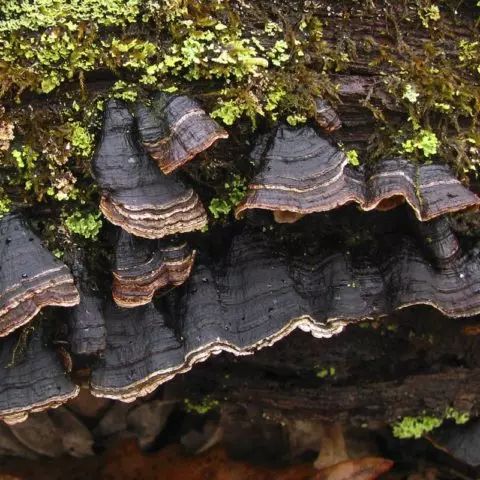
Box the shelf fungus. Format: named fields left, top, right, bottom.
left=314, top=99, right=342, bottom=132
left=92, top=227, right=480, bottom=401
left=0, top=214, right=80, bottom=337
left=428, top=419, right=480, bottom=469
left=93, top=99, right=208, bottom=239
left=235, top=125, right=480, bottom=223
left=90, top=302, right=186, bottom=401
left=0, top=328, right=79, bottom=425
left=112, top=230, right=196, bottom=308
left=136, top=93, right=228, bottom=174
left=68, top=285, right=106, bottom=356
left=416, top=217, right=461, bottom=265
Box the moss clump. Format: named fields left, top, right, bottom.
left=444, top=407, right=470, bottom=425
left=209, top=174, right=247, bottom=219
left=392, top=407, right=471, bottom=439
left=64, top=210, right=102, bottom=240
left=0, top=0, right=479, bottom=253
left=0, top=0, right=140, bottom=32
left=402, top=129, right=439, bottom=158
left=184, top=397, right=220, bottom=415
left=392, top=415, right=443, bottom=439
left=315, top=366, right=336, bottom=379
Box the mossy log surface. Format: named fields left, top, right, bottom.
left=0, top=2, right=479, bottom=463
left=179, top=307, right=480, bottom=424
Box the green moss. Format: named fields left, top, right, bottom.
left=392, top=407, right=471, bottom=439
left=184, top=397, right=220, bottom=415
left=69, top=121, right=94, bottom=158
left=0, top=187, right=11, bottom=218
left=1, top=0, right=479, bottom=252
left=346, top=149, right=360, bottom=166
left=392, top=415, right=443, bottom=439
left=315, top=365, right=336, bottom=379
left=0, top=0, right=140, bottom=32
left=402, top=130, right=439, bottom=158
left=64, top=210, right=102, bottom=240
left=209, top=174, right=247, bottom=219
left=445, top=407, right=470, bottom=425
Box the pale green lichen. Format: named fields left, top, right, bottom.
left=402, top=84, right=419, bottom=103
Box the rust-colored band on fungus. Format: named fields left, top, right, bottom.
left=0, top=328, right=79, bottom=425
left=0, top=215, right=80, bottom=337
left=91, top=225, right=480, bottom=402
left=136, top=92, right=228, bottom=175
left=112, top=231, right=196, bottom=308
left=93, top=99, right=208, bottom=239
left=235, top=125, right=480, bottom=222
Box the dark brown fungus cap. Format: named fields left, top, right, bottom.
left=428, top=419, right=480, bottom=469
left=68, top=285, right=106, bottom=356
left=92, top=227, right=480, bottom=401
left=135, top=93, right=228, bottom=174
left=314, top=99, right=342, bottom=132
left=93, top=99, right=208, bottom=239
left=416, top=217, right=461, bottom=265
left=112, top=230, right=195, bottom=308
left=0, top=214, right=80, bottom=337
left=90, top=302, right=186, bottom=401
left=0, top=327, right=79, bottom=424
left=235, top=125, right=480, bottom=222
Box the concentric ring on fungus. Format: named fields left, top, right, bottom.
left=235, top=125, right=480, bottom=223
left=112, top=230, right=196, bottom=308
left=93, top=99, right=207, bottom=239
left=68, top=283, right=106, bottom=356
left=0, top=214, right=80, bottom=337
left=0, top=327, right=79, bottom=425
left=91, top=224, right=480, bottom=402
left=136, top=92, right=228, bottom=175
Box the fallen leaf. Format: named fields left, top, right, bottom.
left=312, top=457, right=394, bottom=480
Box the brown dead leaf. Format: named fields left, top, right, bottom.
left=312, top=457, right=394, bottom=480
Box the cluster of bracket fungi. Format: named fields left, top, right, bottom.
left=1, top=92, right=480, bottom=427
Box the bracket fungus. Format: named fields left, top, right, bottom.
left=0, top=327, right=79, bottom=425
left=0, top=214, right=80, bottom=337
left=68, top=284, right=106, bottom=357
left=92, top=225, right=480, bottom=401
left=235, top=125, right=480, bottom=223
left=112, top=230, right=196, bottom=308
left=428, top=419, right=480, bottom=469
left=93, top=99, right=208, bottom=239
left=314, top=99, right=342, bottom=132
left=90, top=302, right=186, bottom=401
left=136, top=93, right=228, bottom=174
left=416, top=217, right=461, bottom=265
